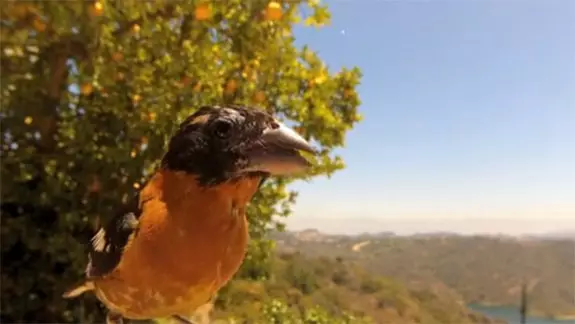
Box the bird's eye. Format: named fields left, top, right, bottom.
left=213, top=120, right=232, bottom=138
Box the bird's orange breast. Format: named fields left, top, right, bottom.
left=92, top=170, right=261, bottom=319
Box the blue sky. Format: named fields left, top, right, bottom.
left=287, top=0, right=575, bottom=232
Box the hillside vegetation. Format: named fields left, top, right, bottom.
left=211, top=252, right=498, bottom=324
left=274, top=230, right=575, bottom=319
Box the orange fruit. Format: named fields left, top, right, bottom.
left=180, top=76, right=191, bottom=87
left=253, top=91, right=266, bottom=103
left=265, top=2, right=282, bottom=21
left=80, top=83, right=93, bottom=95
left=195, top=3, right=212, bottom=21
left=131, top=24, right=140, bottom=34
left=112, top=52, right=123, bottom=62
left=88, top=176, right=101, bottom=193
left=90, top=2, right=104, bottom=16
left=225, top=80, right=237, bottom=94
left=32, top=18, right=46, bottom=32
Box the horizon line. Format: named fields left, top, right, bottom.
left=281, top=216, right=575, bottom=236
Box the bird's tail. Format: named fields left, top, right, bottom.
left=62, top=281, right=95, bottom=298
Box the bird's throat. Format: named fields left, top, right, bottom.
left=140, top=169, right=262, bottom=226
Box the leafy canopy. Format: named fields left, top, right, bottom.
left=0, top=0, right=361, bottom=322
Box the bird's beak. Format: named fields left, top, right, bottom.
left=243, top=121, right=316, bottom=176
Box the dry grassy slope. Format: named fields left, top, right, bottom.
left=273, top=231, right=575, bottom=318
left=210, top=252, right=499, bottom=324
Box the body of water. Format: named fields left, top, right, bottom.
left=469, top=304, right=575, bottom=324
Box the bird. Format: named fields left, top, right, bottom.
left=63, top=104, right=316, bottom=324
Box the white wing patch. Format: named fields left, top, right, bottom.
left=91, top=228, right=107, bottom=252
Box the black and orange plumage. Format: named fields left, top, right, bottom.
left=63, top=105, right=315, bottom=323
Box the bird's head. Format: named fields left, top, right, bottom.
left=162, top=105, right=316, bottom=185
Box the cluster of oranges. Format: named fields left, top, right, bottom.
left=78, top=1, right=297, bottom=106
left=194, top=2, right=283, bottom=21
left=29, top=1, right=284, bottom=34
left=91, top=1, right=283, bottom=21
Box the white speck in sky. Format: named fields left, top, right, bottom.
left=341, top=29, right=346, bottom=35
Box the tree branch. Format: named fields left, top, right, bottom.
left=36, top=36, right=89, bottom=152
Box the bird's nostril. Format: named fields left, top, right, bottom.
left=270, top=122, right=280, bottom=130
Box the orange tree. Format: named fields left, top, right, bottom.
left=0, top=1, right=361, bottom=322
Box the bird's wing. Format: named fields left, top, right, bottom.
left=85, top=193, right=144, bottom=278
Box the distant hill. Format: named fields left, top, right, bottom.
left=283, top=217, right=575, bottom=236
left=527, top=230, right=575, bottom=240
left=272, top=230, right=575, bottom=319
left=212, top=252, right=498, bottom=324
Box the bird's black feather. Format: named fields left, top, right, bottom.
left=86, top=194, right=143, bottom=278
left=161, top=105, right=274, bottom=186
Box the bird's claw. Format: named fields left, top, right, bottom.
left=106, top=312, right=124, bottom=324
